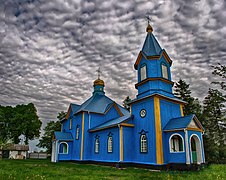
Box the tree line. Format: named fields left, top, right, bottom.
left=0, top=103, right=42, bottom=145
left=174, top=64, right=225, bottom=163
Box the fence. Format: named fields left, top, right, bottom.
left=29, top=152, right=48, bottom=159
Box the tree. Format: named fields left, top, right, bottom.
left=202, top=89, right=226, bottom=163
left=174, top=79, right=202, bottom=119
left=0, top=103, right=41, bottom=144
left=0, top=106, right=10, bottom=143
left=123, top=96, right=132, bottom=111
left=57, top=111, right=67, bottom=120
left=212, top=63, right=226, bottom=91
left=38, top=112, right=63, bottom=154
left=202, top=63, right=226, bottom=163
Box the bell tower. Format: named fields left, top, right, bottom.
left=134, top=22, right=174, bottom=99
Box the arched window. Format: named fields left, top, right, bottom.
left=108, top=136, right=113, bottom=153
left=140, top=64, right=147, bottom=81
left=59, top=142, right=68, bottom=154
left=170, top=134, right=184, bottom=152
left=140, top=134, right=148, bottom=153
left=76, top=125, right=79, bottom=140
left=161, top=63, right=168, bottom=79
left=95, top=137, right=99, bottom=153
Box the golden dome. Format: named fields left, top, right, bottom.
left=94, top=78, right=105, bottom=87
left=146, top=23, right=153, bottom=33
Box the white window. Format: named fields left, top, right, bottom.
left=170, top=134, right=184, bottom=152
left=140, top=134, right=147, bottom=153
left=76, top=125, right=79, bottom=140
left=69, top=118, right=72, bottom=130
left=59, top=142, right=68, bottom=154
left=140, top=65, right=147, bottom=81
left=95, top=138, right=99, bottom=153
left=161, top=64, right=168, bottom=79
left=108, top=136, right=113, bottom=153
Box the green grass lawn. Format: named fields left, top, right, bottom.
left=0, top=159, right=225, bottom=180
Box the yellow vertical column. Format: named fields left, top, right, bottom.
left=154, top=96, right=163, bottom=164
left=180, top=104, right=184, bottom=116
left=80, top=112, right=85, bottom=160
left=119, top=125, right=123, bottom=161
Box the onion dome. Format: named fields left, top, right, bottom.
left=93, top=78, right=105, bottom=87
left=146, top=23, right=153, bottom=33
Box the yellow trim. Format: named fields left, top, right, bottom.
left=164, top=128, right=185, bottom=132
left=130, top=94, right=187, bottom=106
left=120, top=123, right=134, bottom=127
left=104, top=103, right=123, bottom=117
left=135, top=77, right=174, bottom=89
left=119, top=126, right=123, bottom=161
left=80, top=112, right=85, bottom=160
left=186, top=127, right=203, bottom=132
left=65, top=106, right=71, bottom=120
left=114, top=103, right=124, bottom=117
left=134, top=52, right=142, bottom=70
left=134, top=50, right=172, bottom=70
left=104, top=103, right=114, bottom=114
left=162, top=50, right=172, bottom=65
left=154, top=97, right=164, bottom=164
left=180, top=104, right=184, bottom=117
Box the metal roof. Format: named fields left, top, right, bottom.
left=54, top=132, right=74, bottom=141
left=142, top=32, right=162, bottom=56
left=89, top=115, right=133, bottom=132
left=74, top=94, right=129, bottom=116
left=163, top=114, right=204, bottom=131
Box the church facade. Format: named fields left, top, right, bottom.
left=51, top=24, right=205, bottom=166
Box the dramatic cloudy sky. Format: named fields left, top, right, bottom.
left=0, top=0, right=225, bottom=149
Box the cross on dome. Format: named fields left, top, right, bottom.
left=96, top=67, right=101, bottom=79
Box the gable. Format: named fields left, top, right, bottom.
left=104, top=103, right=123, bottom=120
left=188, top=119, right=198, bottom=128
left=187, top=116, right=204, bottom=131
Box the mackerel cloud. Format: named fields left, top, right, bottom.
left=0, top=0, right=225, bottom=129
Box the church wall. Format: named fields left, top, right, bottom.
left=71, top=113, right=83, bottom=160
left=131, top=97, right=156, bottom=164
left=90, top=127, right=120, bottom=162
left=164, top=131, right=186, bottom=164
left=104, top=105, right=121, bottom=122
left=159, top=55, right=172, bottom=81
left=123, top=126, right=134, bottom=162
left=89, top=113, right=105, bottom=129
left=160, top=100, right=181, bottom=128
left=160, top=100, right=182, bottom=164
left=83, top=112, right=92, bottom=160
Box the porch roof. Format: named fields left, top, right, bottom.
left=54, top=132, right=74, bottom=141
left=163, top=114, right=204, bottom=132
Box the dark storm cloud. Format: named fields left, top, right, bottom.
left=0, top=0, right=225, bottom=149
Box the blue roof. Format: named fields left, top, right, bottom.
left=90, top=115, right=133, bottom=131
left=142, top=33, right=162, bottom=56
left=129, top=93, right=187, bottom=105
left=163, top=114, right=204, bottom=131
left=74, top=94, right=129, bottom=116
left=71, top=103, right=80, bottom=113
left=54, top=132, right=74, bottom=141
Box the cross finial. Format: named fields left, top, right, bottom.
left=145, top=15, right=152, bottom=25
left=96, top=67, right=101, bottom=79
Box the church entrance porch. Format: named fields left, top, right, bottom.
left=190, top=135, right=202, bottom=164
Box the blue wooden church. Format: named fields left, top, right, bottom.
left=51, top=23, right=205, bottom=167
